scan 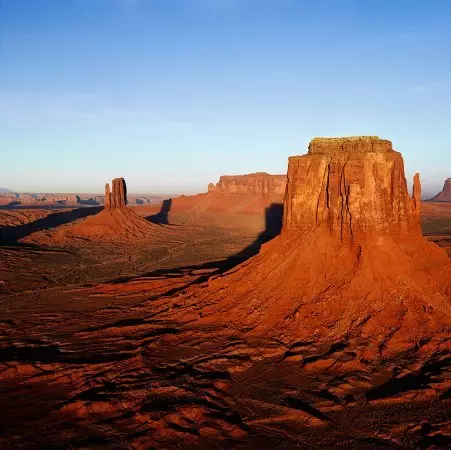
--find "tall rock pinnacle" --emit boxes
[413,172,421,210]
[104,178,127,210]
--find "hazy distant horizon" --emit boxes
[0,173,445,201]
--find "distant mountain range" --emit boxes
[0,188,12,193]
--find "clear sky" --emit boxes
[1,0,450,197]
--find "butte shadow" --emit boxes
[0,206,102,245]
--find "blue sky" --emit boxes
[1,0,450,196]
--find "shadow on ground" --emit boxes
[112,202,284,289]
[0,207,103,245]
[147,199,172,225]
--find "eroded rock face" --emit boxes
[283,137,421,238]
[432,178,451,202]
[105,178,127,210]
[208,172,286,195]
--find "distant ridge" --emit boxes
[431,178,451,202]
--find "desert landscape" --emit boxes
[2,1,451,448]
[1,137,451,448]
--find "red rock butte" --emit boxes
[193,136,451,357]
[283,136,421,238]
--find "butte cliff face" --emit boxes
[193,136,451,357]
[283,137,421,238]
[432,178,451,202]
[208,172,286,195]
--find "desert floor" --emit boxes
[0,200,450,448]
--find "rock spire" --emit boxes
[105,178,127,210]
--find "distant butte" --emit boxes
[431,178,451,202]
[208,172,286,195]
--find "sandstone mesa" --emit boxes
[208,172,286,195]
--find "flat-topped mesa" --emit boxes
[104,178,127,210]
[283,137,421,238]
[208,172,286,195]
[432,178,451,202]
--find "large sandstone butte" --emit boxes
[194,136,451,357]
[208,172,286,195]
[432,178,451,202]
[283,137,421,237]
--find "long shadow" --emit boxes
[0,207,103,245]
[147,198,172,225]
[228,202,283,262]
[111,202,284,290]
[77,196,101,206]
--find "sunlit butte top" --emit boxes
[308,137,393,155]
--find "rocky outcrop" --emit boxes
[283,137,421,239]
[432,178,451,202]
[208,173,286,195]
[105,178,127,210]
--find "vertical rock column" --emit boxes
[105,178,127,210]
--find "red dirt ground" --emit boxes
[0,196,450,448]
